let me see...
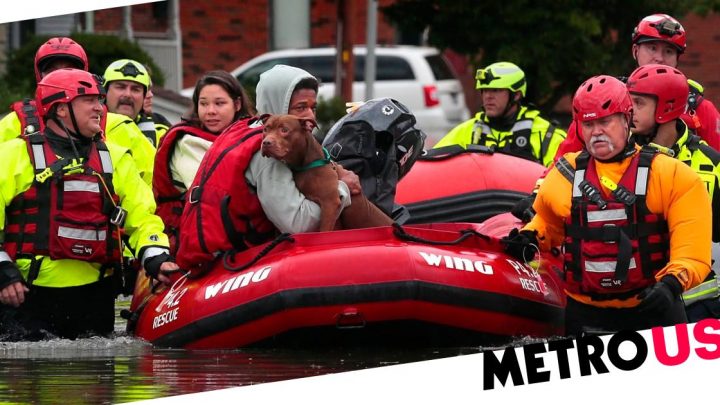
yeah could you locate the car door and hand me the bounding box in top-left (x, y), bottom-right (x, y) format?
top-left (424, 54), bottom-right (470, 124)
top-left (353, 55), bottom-right (424, 112)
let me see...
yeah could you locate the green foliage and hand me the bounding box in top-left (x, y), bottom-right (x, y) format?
top-left (381, 0), bottom-right (720, 111)
top-left (0, 33), bottom-right (165, 109)
top-left (315, 96), bottom-right (347, 136)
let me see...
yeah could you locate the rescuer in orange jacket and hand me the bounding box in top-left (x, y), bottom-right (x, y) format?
top-left (503, 75), bottom-right (711, 335)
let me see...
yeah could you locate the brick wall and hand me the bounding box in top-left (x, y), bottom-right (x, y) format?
top-left (92, 0), bottom-right (402, 89)
top-left (310, 0), bottom-right (397, 48)
top-left (679, 13), bottom-right (720, 105)
top-left (93, 7), bottom-right (123, 32)
top-left (94, 3), bottom-right (168, 33)
top-left (180, 0), bottom-right (269, 87)
top-left (181, 0), bottom-right (397, 88)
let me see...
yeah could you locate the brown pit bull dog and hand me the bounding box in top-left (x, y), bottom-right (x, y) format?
top-left (260, 114), bottom-right (342, 231)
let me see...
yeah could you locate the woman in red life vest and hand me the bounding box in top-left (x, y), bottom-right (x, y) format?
top-left (153, 71), bottom-right (254, 255)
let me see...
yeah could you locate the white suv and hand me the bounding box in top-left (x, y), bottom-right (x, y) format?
top-left (183, 46), bottom-right (470, 143)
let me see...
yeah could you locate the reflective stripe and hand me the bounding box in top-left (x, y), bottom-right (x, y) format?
top-left (573, 169), bottom-right (585, 198)
top-left (636, 167), bottom-right (649, 195)
top-left (99, 149), bottom-right (113, 174)
top-left (472, 122), bottom-right (493, 144)
top-left (58, 226), bottom-right (106, 241)
top-left (142, 246), bottom-right (170, 268)
top-left (64, 180), bottom-right (100, 193)
top-left (585, 258), bottom-right (637, 273)
top-left (510, 119), bottom-right (533, 132)
top-left (137, 121), bottom-right (155, 132)
top-left (0, 251), bottom-right (11, 263)
top-left (31, 144), bottom-right (46, 169)
top-left (587, 209), bottom-right (627, 222)
top-left (493, 66), bottom-right (522, 75)
top-left (683, 277), bottom-right (720, 306)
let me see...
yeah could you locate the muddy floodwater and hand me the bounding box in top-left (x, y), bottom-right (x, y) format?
top-left (0, 298), bottom-right (494, 404)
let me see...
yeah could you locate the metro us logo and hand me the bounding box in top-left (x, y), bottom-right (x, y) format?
top-left (418, 251), bottom-right (494, 274)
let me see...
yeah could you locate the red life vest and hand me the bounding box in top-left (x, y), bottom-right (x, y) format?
top-left (3, 133), bottom-right (123, 268)
top-left (10, 98), bottom-right (108, 138)
top-left (11, 98), bottom-right (44, 135)
top-left (153, 124), bottom-right (217, 256)
top-left (176, 119), bottom-right (276, 272)
top-left (563, 149), bottom-right (670, 300)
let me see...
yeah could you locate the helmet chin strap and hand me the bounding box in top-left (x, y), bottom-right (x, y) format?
top-left (634, 123), bottom-right (659, 146)
top-left (500, 90), bottom-right (520, 118)
top-left (52, 104), bottom-right (85, 160)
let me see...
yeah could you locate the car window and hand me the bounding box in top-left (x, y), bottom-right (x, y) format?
top-left (378, 56), bottom-right (415, 80)
top-left (237, 52), bottom-right (417, 90)
top-left (236, 58), bottom-right (292, 93)
top-left (297, 56), bottom-right (335, 83)
top-left (358, 55), bottom-right (414, 81)
top-left (425, 55), bottom-right (455, 80)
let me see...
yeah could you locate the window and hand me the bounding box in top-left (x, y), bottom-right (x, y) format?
top-left (425, 55), bottom-right (455, 81)
top-left (236, 58), bottom-right (293, 92)
top-left (297, 56), bottom-right (335, 83)
top-left (355, 56), bottom-right (414, 81)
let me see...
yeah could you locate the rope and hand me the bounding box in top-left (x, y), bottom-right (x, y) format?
top-left (222, 233), bottom-right (295, 272)
top-left (391, 222), bottom-right (490, 246)
top-left (502, 238), bottom-right (543, 268)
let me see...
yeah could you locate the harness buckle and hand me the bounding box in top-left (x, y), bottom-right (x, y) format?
top-left (110, 206), bottom-right (127, 227)
top-left (612, 186), bottom-right (637, 206)
top-left (35, 168), bottom-right (53, 183)
top-left (601, 223), bottom-right (619, 243)
top-left (63, 159), bottom-right (84, 175)
top-left (579, 180), bottom-right (608, 209)
top-left (188, 186), bottom-right (201, 204)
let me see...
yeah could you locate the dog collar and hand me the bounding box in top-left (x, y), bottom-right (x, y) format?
top-left (290, 147), bottom-right (333, 172)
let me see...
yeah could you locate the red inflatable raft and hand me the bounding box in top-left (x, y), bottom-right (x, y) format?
top-left (127, 222), bottom-right (565, 349)
top-left (395, 145), bottom-right (547, 223)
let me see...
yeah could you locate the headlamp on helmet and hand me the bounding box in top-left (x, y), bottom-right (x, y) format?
top-left (474, 62), bottom-right (527, 98)
top-left (632, 14), bottom-right (686, 53)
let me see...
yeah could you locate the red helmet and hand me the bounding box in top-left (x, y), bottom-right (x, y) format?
top-left (632, 14), bottom-right (686, 53)
top-left (573, 75), bottom-right (633, 123)
top-left (34, 37), bottom-right (89, 82)
top-left (35, 68), bottom-right (105, 117)
top-left (626, 64), bottom-right (688, 124)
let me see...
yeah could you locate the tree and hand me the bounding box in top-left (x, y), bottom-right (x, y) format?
top-left (381, 0), bottom-right (720, 112)
top-left (1, 33), bottom-right (164, 109)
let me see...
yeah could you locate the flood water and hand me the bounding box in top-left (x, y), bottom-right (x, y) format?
top-left (0, 298), bottom-right (489, 404)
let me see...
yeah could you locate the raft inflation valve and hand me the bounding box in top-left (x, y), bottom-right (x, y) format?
top-left (336, 307), bottom-right (366, 329)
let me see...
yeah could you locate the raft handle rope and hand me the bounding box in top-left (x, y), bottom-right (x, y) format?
top-left (391, 222), bottom-right (490, 245)
top-left (419, 144), bottom-right (495, 161)
top-left (222, 233), bottom-right (295, 272)
top-left (501, 235), bottom-right (542, 265)
top-left (93, 171), bottom-right (126, 276)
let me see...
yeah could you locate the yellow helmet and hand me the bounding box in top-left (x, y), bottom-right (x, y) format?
top-left (103, 59), bottom-right (150, 91)
top-left (475, 62), bottom-right (526, 97)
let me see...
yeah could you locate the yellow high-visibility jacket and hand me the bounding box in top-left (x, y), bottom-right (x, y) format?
top-left (0, 135), bottom-right (168, 287)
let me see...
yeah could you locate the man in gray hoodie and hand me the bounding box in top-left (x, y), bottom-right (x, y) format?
top-left (248, 64), bottom-right (391, 232)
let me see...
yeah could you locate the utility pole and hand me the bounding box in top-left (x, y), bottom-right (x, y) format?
top-left (365, 0), bottom-right (377, 100)
top-left (335, 0), bottom-right (355, 102)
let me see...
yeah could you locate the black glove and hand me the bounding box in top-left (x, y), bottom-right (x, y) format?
top-left (510, 194), bottom-right (536, 223)
top-left (0, 260), bottom-right (23, 290)
top-left (501, 228), bottom-right (539, 261)
top-left (143, 252), bottom-right (174, 280)
top-left (636, 276), bottom-right (683, 313)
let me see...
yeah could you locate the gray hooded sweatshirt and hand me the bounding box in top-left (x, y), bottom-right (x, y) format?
top-left (255, 64), bottom-right (317, 115)
top-left (245, 64), bottom-right (350, 233)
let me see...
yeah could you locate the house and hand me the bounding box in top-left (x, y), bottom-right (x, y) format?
top-left (1, 1), bottom-right (720, 119)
